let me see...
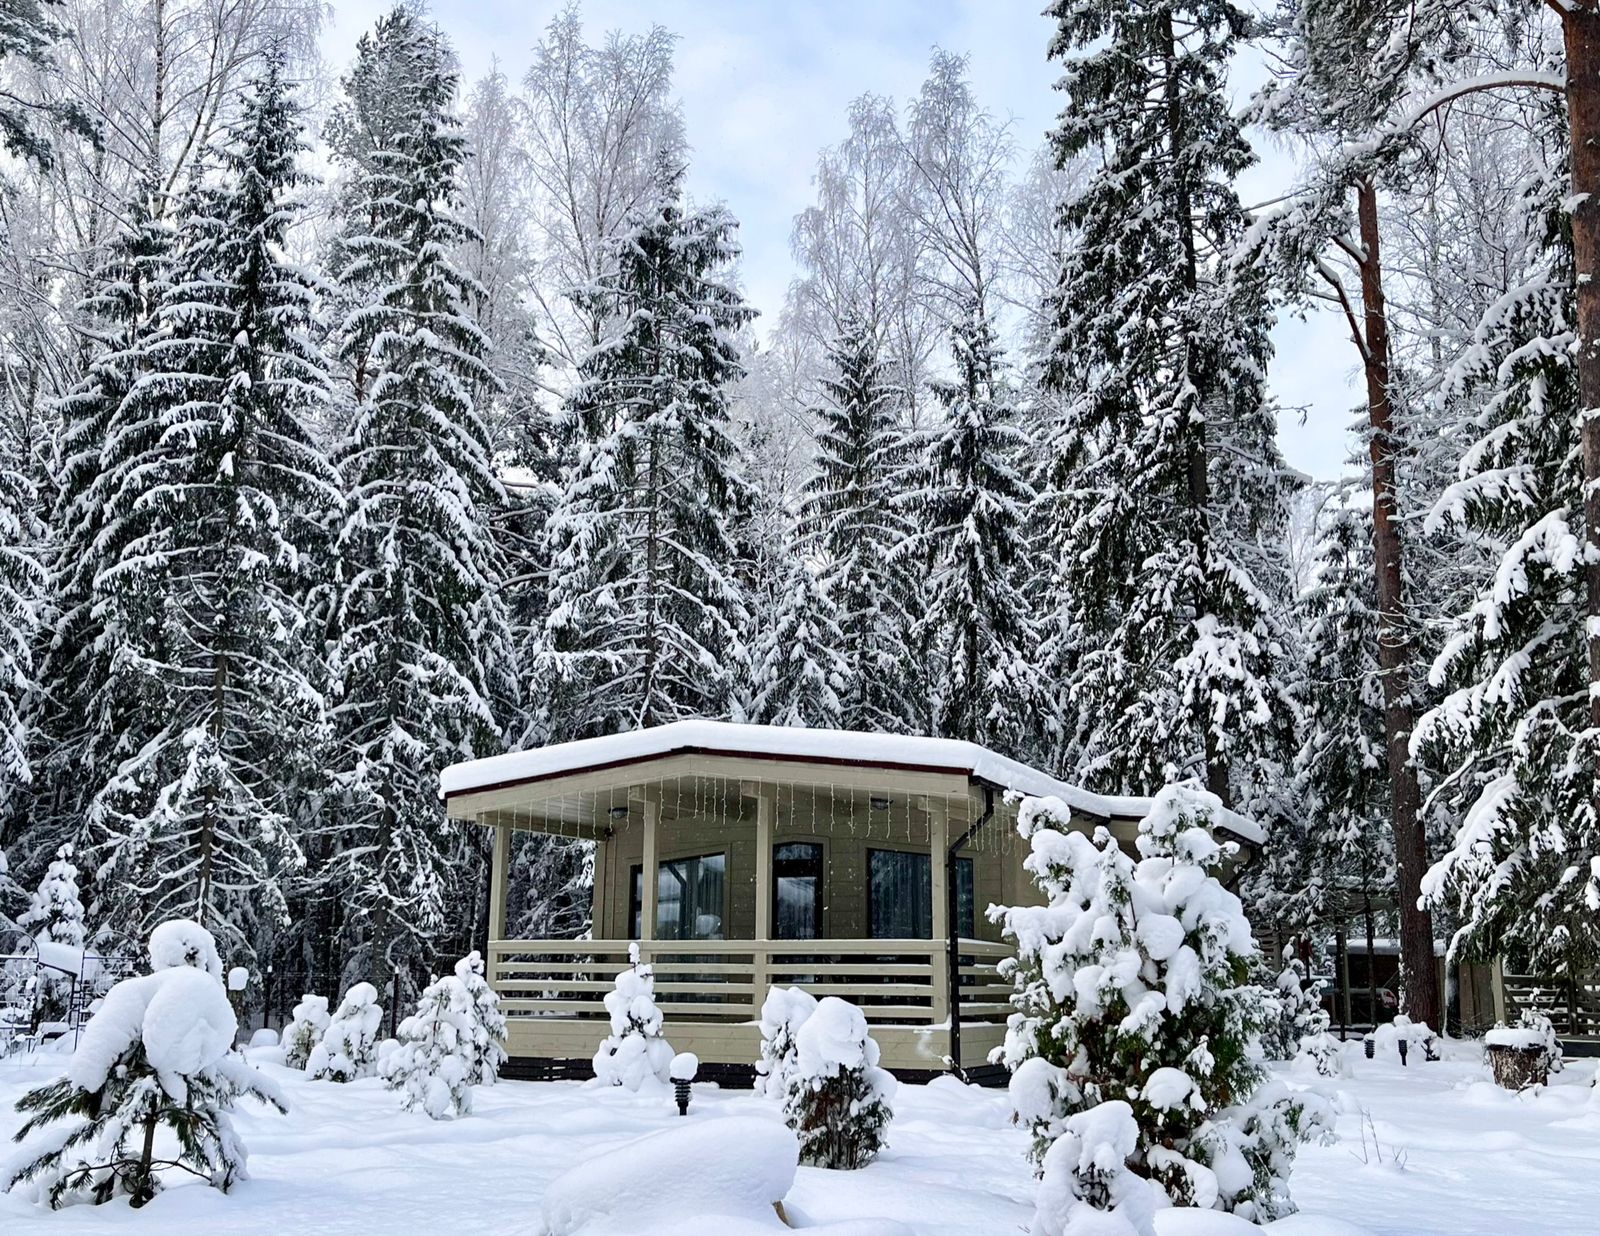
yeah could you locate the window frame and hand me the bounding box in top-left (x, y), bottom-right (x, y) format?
top-left (771, 838), bottom-right (827, 939)
top-left (628, 849), bottom-right (730, 942)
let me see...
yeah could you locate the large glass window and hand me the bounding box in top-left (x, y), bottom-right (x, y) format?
top-left (773, 842), bottom-right (823, 939)
top-left (630, 853), bottom-right (727, 941)
top-left (867, 851), bottom-right (976, 939)
top-left (869, 849), bottom-right (932, 939)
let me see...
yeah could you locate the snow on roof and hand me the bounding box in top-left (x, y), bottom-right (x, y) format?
top-left (440, 720), bottom-right (1265, 845)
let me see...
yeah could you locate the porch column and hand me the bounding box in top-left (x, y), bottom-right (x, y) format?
top-left (751, 783), bottom-right (776, 1014)
top-left (638, 788), bottom-right (659, 948)
top-left (488, 821), bottom-right (510, 944)
top-left (929, 798), bottom-right (950, 1027)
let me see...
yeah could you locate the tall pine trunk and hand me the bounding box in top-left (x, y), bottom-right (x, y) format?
top-left (1354, 177), bottom-right (1439, 1031)
top-left (1566, 10), bottom-right (1600, 887)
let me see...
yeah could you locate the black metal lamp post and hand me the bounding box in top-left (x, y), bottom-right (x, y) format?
top-left (671, 1052), bottom-right (698, 1115)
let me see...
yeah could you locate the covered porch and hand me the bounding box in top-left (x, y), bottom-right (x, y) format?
top-left (442, 722), bottom-right (1263, 1079)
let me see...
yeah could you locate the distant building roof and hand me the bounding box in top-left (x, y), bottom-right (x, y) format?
top-left (440, 719), bottom-right (1265, 846)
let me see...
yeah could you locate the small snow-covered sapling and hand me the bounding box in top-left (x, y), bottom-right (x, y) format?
top-left (782, 996), bottom-right (895, 1169)
top-left (308, 982), bottom-right (384, 1081)
top-left (283, 993), bottom-right (331, 1070)
top-left (592, 944), bottom-right (674, 1090)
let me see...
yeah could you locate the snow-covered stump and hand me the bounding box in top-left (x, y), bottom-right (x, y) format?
top-left (1486, 1012), bottom-right (1562, 1091)
top-left (782, 996), bottom-right (895, 1170)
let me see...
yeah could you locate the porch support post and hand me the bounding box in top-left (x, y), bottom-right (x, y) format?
top-left (638, 788), bottom-right (659, 949)
top-left (929, 799), bottom-right (950, 1029)
top-left (488, 821), bottom-right (510, 945)
top-left (749, 781), bottom-right (776, 1017)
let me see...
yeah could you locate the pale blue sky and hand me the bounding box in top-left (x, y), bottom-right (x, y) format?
top-left (323, 1), bottom-right (1360, 482)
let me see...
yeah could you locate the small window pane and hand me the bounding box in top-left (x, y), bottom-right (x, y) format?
top-left (774, 842), bottom-right (823, 940)
top-left (869, 850), bottom-right (932, 939)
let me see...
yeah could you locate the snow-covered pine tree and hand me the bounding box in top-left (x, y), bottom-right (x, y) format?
top-left (19, 843), bottom-right (84, 947)
top-left (796, 318), bottom-right (920, 733)
top-left (323, 7), bottom-right (512, 989)
top-left (283, 993), bottom-right (331, 1071)
top-left (994, 786), bottom-right (1326, 1219)
top-left (453, 950), bottom-right (507, 1085)
top-left (82, 55), bottom-right (337, 963)
top-left (782, 995), bottom-right (896, 1170)
top-left (1040, 0), bottom-right (1292, 802)
top-left (1415, 135), bottom-right (1600, 972)
top-left (1260, 953), bottom-right (1324, 1062)
top-left (592, 943), bottom-right (673, 1089)
top-left (754, 984), bottom-right (818, 1101)
top-left (5, 920), bottom-right (283, 1209)
top-left (535, 159), bottom-right (756, 737)
top-left (0, 460), bottom-right (42, 815)
top-left (910, 308), bottom-right (1036, 750)
top-left (748, 550), bottom-right (847, 729)
top-left (382, 972), bottom-right (475, 1119)
top-left (308, 981), bottom-right (384, 1082)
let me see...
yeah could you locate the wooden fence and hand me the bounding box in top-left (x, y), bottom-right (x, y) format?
top-left (1501, 973), bottom-right (1600, 1039)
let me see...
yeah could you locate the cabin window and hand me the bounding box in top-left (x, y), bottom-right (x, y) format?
top-left (630, 853), bottom-right (727, 941)
top-left (867, 850), bottom-right (975, 939)
top-left (773, 842), bottom-right (824, 939)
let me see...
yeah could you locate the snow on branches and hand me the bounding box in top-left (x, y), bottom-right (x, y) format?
top-left (592, 944), bottom-right (673, 1090)
top-left (781, 995), bottom-right (896, 1170)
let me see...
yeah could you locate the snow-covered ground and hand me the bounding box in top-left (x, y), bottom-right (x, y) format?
top-left (0, 1039), bottom-right (1594, 1234)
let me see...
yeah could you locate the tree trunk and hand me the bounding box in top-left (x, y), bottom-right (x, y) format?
top-left (1354, 177), bottom-right (1440, 1031)
top-left (1565, 9), bottom-right (1600, 892)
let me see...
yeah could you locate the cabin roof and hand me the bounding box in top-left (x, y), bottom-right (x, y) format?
top-left (440, 719), bottom-right (1265, 846)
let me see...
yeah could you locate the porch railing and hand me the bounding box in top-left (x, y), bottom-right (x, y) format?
top-left (489, 937), bottom-right (1014, 1028)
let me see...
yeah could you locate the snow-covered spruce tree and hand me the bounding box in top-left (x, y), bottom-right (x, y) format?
top-left (83, 55), bottom-right (337, 962)
top-left (382, 972), bottom-right (475, 1119)
top-left (534, 159), bottom-right (756, 737)
top-left (19, 843), bottom-right (84, 947)
top-left (308, 981), bottom-right (384, 1082)
top-left (782, 995), bottom-right (895, 1170)
top-left (1415, 139), bottom-right (1600, 974)
top-left (1040, 0), bottom-right (1294, 802)
top-left (283, 993), bottom-right (331, 1071)
top-left (0, 460), bottom-right (43, 815)
top-left (994, 787), bottom-right (1327, 1220)
top-left (453, 950), bottom-right (507, 1085)
top-left (754, 984), bottom-right (818, 1101)
top-left (592, 943), bottom-right (673, 1090)
top-left (1031, 1100), bottom-right (1161, 1236)
top-left (908, 308), bottom-right (1037, 750)
top-left (323, 7), bottom-right (512, 989)
top-left (22, 193), bottom-right (174, 888)
top-left (748, 550), bottom-right (848, 729)
top-left (4, 920), bottom-right (283, 1209)
top-left (1260, 953), bottom-right (1324, 1063)
top-left (796, 318), bottom-right (920, 733)
top-left (1251, 493), bottom-right (1392, 944)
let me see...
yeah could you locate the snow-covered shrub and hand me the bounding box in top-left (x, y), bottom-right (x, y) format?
top-left (283, 993), bottom-right (331, 1070)
top-left (1202, 1080), bottom-right (1333, 1221)
top-left (19, 845), bottom-right (86, 948)
top-left (147, 917), bottom-right (224, 979)
top-left (1373, 1014), bottom-right (1438, 1062)
top-left (383, 973), bottom-right (475, 1119)
top-left (308, 982), bottom-right (384, 1081)
top-left (453, 950), bottom-right (507, 1084)
top-left (755, 984), bottom-right (818, 1100)
top-left (1293, 1025), bottom-right (1345, 1079)
top-left (992, 786), bottom-right (1328, 1220)
top-left (1031, 1100), bottom-right (1160, 1236)
top-left (592, 944), bottom-right (673, 1089)
top-left (4, 921), bottom-right (284, 1208)
top-left (782, 995), bottom-right (895, 1169)
top-left (1259, 953), bottom-right (1324, 1062)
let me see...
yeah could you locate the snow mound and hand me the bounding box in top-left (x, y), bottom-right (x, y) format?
top-left (147, 918), bottom-right (224, 979)
top-left (250, 1027), bottom-right (280, 1048)
top-left (1265, 1217), bottom-right (1376, 1236)
top-left (539, 1116), bottom-right (798, 1235)
top-left (1152, 1212), bottom-right (1374, 1236)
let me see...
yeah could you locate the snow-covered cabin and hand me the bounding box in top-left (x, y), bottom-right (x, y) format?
top-left (441, 720), bottom-right (1263, 1081)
